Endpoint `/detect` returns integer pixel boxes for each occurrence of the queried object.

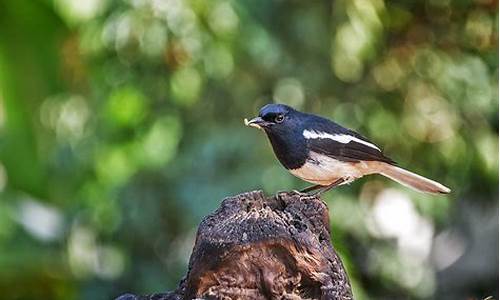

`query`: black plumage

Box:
[245,103,451,194]
[308,137,395,164]
[253,104,394,169]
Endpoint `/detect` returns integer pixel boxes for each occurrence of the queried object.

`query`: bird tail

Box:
[375,163,451,194]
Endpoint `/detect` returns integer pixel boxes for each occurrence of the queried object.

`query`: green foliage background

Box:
[0,0,497,299]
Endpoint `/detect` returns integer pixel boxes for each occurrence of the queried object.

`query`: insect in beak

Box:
[244,117,268,129]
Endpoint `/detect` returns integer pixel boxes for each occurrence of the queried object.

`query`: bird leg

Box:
[310,178,346,196]
[300,184,323,193]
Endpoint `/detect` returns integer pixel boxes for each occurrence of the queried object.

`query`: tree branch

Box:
[116,190,353,300]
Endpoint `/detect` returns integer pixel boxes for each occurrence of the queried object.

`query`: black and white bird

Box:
[245,103,450,194]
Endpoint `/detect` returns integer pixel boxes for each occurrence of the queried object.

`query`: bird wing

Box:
[303,129,396,164]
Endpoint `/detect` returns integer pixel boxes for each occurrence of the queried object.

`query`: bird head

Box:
[244,104,296,132]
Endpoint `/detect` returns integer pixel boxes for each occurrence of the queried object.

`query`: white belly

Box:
[289,152,371,185]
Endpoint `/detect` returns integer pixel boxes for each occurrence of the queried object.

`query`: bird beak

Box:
[244,117,269,129]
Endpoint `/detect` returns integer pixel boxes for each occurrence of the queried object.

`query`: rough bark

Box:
[116,190,353,300]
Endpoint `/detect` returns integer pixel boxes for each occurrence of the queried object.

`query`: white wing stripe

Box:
[303,129,381,151]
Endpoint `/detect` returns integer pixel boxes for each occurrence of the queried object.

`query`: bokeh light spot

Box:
[68,226,96,278]
[140,21,168,58]
[57,95,90,143]
[403,83,458,142]
[372,57,405,90]
[369,189,434,262]
[208,2,239,36]
[106,86,148,127]
[136,116,183,167]
[95,246,126,280]
[204,44,234,79]
[273,78,305,108]
[171,67,202,106]
[16,198,63,242]
[55,0,107,24]
[465,9,493,50]
[95,146,136,185]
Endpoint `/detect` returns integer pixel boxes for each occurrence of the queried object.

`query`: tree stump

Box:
[116,190,353,300]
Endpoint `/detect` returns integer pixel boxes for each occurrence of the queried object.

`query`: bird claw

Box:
[275,189,303,196]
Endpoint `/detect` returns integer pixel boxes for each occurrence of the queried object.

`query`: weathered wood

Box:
[116,190,353,300]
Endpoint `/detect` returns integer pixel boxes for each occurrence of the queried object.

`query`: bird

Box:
[244,103,451,195]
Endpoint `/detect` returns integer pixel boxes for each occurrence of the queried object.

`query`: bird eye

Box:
[275,114,284,123]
